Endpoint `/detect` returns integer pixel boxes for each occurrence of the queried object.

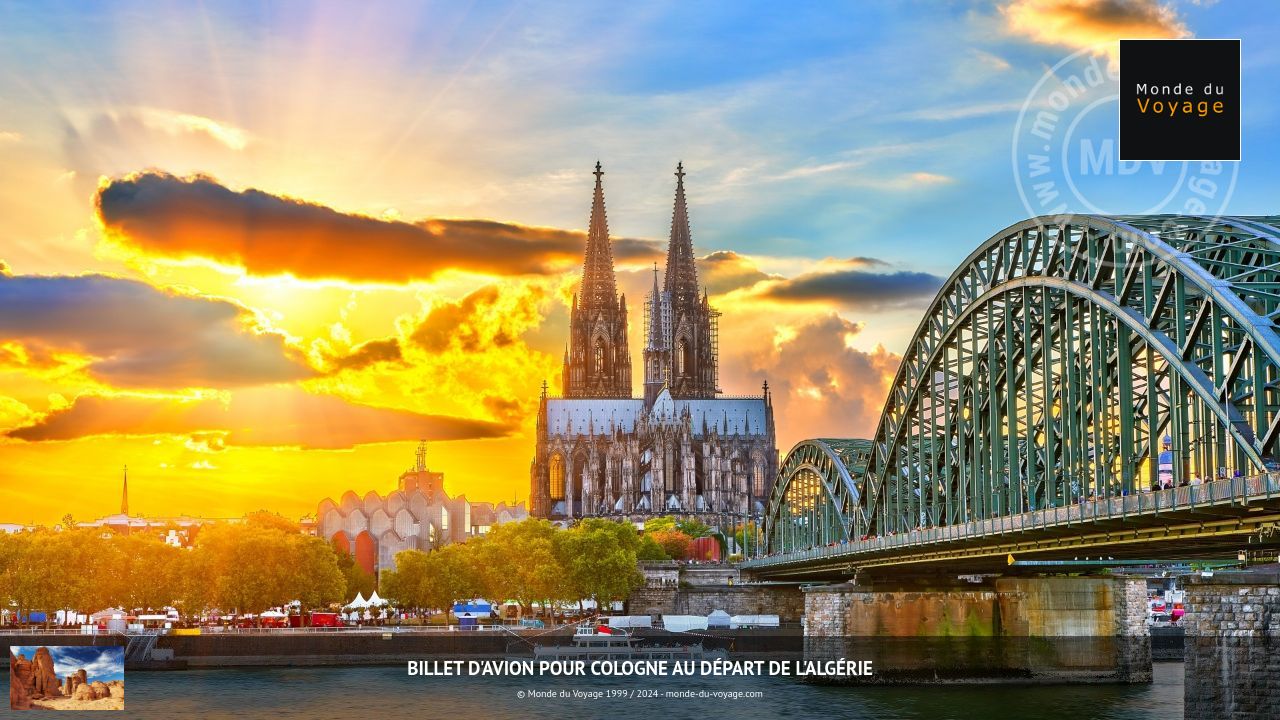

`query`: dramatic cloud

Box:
[0,272,311,388]
[1000,0,1189,58]
[695,251,779,294]
[317,337,404,373]
[726,314,901,446]
[96,172,663,283]
[411,285,546,353]
[7,386,511,448]
[755,266,944,310]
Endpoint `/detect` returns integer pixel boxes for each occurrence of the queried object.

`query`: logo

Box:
[1013,44,1238,222]
[1120,39,1240,161]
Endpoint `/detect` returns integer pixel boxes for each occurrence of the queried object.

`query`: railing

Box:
[749,471,1280,567]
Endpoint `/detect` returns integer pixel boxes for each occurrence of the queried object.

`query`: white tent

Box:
[367,591,388,607]
[260,610,287,618]
[662,615,709,632]
[345,592,368,609]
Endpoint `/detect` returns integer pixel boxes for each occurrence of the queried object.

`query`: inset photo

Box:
[9,646,124,711]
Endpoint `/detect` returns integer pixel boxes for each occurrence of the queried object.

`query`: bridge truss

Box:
[763,215,1280,561]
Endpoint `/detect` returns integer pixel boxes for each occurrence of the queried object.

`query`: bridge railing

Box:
[752,472,1280,566]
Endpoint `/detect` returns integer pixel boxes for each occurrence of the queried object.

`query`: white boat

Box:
[532,623,724,662]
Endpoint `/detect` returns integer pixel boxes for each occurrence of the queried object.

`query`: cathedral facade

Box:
[530,163,777,522]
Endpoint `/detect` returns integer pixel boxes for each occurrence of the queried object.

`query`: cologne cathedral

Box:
[530,163,777,521]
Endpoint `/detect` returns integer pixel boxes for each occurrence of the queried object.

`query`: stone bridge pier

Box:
[803,575,1151,684]
[1183,567,1280,719]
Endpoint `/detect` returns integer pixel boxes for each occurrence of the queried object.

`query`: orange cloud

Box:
[723,313,900,448]
[7,386,512,448]
[96,172,663,283]
[1000,0,1190,57]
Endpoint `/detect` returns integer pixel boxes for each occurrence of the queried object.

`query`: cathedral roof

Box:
[544,395,769,437]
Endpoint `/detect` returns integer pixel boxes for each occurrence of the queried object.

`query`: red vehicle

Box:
[309,612,342,628]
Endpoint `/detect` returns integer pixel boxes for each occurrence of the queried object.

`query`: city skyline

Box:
[1,0,1278,525]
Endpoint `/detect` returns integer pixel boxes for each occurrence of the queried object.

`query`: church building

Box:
[530,163,777,521]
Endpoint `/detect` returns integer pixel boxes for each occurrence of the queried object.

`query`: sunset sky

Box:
[2,1,1277,525]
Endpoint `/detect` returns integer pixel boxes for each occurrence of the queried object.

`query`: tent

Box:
[91,608,125,623]
[707,610,731,628]
[662,615,709,632]
[259,610,287,618]
[605,616,653,629]
[345,592,368,609]
[367,591,388,607]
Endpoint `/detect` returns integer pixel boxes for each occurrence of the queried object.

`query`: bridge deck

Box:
[746,473,1280,579]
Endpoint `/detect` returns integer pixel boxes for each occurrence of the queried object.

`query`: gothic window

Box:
[753,461,766,497]
[549,454,565,501]
[676,339,689,376]
[594,339,607,376]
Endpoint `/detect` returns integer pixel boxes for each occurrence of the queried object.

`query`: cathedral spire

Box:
[121,465,129,516]
[647,262,664,351]
[664,162,699,307]
[579,161,618,312]
[563,163,631,399]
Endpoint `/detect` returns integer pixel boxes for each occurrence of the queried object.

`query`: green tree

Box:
[675,517,713,538]
[478,519,561,618]
[379,549,432,611]
[731,522,762,556]
[290,534,345,612]
[112,532,182,613]
[244,510,300,534]
[558,522,643,612]
[196,522,297,617]
[422,544,482,624]
[636,535,670,562]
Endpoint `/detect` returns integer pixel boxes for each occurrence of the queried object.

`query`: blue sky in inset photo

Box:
[11,646,125,684]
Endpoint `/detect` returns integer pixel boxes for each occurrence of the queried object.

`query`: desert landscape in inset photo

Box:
[10,645,124,711]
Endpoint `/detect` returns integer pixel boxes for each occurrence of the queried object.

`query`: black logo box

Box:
[1119,39,1240,162]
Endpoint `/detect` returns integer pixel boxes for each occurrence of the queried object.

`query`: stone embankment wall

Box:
[1183,568,1280,719]
[804,575,1151,684]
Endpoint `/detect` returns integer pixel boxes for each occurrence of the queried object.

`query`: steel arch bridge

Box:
[755,215,1280,575]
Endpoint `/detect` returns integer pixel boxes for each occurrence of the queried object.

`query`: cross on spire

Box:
[675,161,685,182]
[594,160,603,180]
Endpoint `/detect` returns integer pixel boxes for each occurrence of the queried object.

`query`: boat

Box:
[531,623,724,662]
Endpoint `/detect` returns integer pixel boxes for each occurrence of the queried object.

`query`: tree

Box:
[732,522,762,556]
[244,510,300,535]
[421,544,481,624]
[196,522,297,617]
[112,532,182,613]
[478,519,561,618]
[558,523,643,612]
[290,534,345,612]
[380,549,432,611]
[648,529,693,561]
[675,517,713,538]
[636,535,669,562]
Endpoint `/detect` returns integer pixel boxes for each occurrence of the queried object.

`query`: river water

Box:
[122,661,1184,719]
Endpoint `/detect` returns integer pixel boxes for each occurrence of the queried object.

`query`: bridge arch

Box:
[766,439,871,554]
[765,215,1280,552]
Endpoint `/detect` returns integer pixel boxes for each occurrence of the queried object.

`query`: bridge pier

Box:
[803,575,1151,684]
[1183,567,1280,719]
